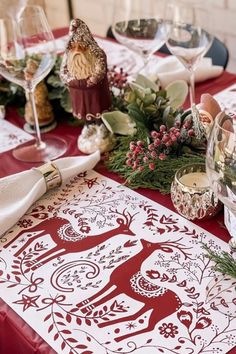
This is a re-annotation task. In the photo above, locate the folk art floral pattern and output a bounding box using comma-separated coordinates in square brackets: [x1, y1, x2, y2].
[0, 170, 236, 354]
[0, 119, 32, 153]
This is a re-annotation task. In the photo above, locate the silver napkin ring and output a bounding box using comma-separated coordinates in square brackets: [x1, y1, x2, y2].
[34, 162, 62, 191]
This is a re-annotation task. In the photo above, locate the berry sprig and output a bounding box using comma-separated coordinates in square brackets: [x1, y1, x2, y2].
[178, 116, 196, 141]
[126, 125, 182, 172]
[107, 65, 128, 91]
[106, 72, 207, 192]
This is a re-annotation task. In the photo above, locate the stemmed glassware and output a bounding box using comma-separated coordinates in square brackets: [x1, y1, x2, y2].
[206, 112, 236, 249]
[166, 1, 213, 107]
[0, 5, 67, 162]
[206, 112, 236, 317]
[111, 0, 169, 75]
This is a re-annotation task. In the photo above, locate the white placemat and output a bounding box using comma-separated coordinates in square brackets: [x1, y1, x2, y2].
[0, 119, 33, 153]
[214, 83, 236, 115]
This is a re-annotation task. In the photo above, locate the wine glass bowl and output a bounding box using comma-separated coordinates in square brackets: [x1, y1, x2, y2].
[0, 17, 53, 90]
[0, 5, 67, 162]
[111, 0, 169, 72]
[167, 25, 212, 71]
[206, 112, 236, 246]
[166, 2, 213, 106]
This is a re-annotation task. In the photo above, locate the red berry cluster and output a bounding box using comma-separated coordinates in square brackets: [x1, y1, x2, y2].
[126, 125, 181, 171]
[179, 117, 196, 138]
[107, 65, 128, 91]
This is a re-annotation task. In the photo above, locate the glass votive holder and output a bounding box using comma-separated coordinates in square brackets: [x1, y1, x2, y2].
[171, 163, 222, 221]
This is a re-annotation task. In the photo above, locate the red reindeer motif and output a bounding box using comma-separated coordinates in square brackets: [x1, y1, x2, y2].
[77, 239, 183, 342]
[4, 209, 136, 270]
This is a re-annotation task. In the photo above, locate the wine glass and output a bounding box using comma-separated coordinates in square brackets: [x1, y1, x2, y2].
[206, 112, 236, 249]
[206, 112, 236, 317]
[0, 5, 67, 162]
[111, 0, 169, 75]
[166, 1, 213, 107]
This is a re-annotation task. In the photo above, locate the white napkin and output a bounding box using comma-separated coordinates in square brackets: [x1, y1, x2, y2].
[0, 151, 100, 236]
[144, 56, 224, 88]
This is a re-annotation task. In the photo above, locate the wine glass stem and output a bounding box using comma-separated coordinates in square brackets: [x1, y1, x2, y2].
[27, 89, 45, 150]
[137, 56, 149, 74]
[189, 69, 195, 108]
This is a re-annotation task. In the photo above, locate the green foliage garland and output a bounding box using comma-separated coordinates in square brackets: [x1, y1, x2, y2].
[0, 56, 207, 193]
[106, 135, 204, 193]
[105, 76, 206, 193]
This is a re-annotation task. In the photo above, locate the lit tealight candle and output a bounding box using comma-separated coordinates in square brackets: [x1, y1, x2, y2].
[179, 172, 209, 188]
[171, 163, 221, 221]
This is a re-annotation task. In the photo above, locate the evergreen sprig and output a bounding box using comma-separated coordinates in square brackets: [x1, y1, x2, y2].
[202, 243, 236, 278]
[106, 132, 205, 194]
[106, 79, 207, 193]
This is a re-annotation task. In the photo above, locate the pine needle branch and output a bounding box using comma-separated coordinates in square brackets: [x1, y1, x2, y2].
[202, 243, 236, 278]
[106, 142, 204, 194]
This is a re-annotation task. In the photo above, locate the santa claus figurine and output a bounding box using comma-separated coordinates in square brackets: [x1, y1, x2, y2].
[60, 19, 114, 153]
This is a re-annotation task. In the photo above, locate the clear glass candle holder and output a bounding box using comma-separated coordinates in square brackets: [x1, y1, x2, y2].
[171, 163, 222, 221]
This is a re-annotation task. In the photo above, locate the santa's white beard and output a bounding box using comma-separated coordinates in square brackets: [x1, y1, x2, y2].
[67, 51, 93, 80]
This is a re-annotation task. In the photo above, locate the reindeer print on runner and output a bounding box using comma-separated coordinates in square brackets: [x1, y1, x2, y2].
[130, 271, 167, 298]
[3, 170, 138, 270]
[57, 223, 87, 242]
[76, 238, 184, 343]
[1, 170, 236, 354]
[3, 207, 137, 271]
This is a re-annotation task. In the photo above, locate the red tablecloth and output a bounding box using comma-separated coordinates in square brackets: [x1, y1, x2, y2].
[1, 28, 236, 354]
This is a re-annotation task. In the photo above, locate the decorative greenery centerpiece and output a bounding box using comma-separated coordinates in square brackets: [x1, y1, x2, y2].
[102, 70, 206, 193]
[0, 57, 207, 193]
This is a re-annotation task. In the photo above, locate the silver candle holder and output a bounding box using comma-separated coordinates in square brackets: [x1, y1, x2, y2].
[171, 163, 222, 221]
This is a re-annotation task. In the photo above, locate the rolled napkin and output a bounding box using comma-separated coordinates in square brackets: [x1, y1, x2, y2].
[0, 151, 100, 236]
[144, 56, 224, 88]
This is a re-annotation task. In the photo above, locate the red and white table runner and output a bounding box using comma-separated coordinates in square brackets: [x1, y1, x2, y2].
[0, 170, 236, 354]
